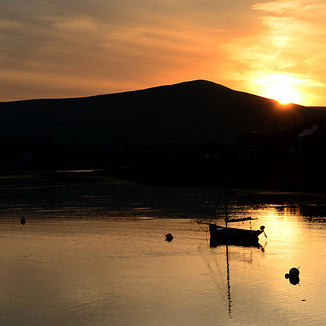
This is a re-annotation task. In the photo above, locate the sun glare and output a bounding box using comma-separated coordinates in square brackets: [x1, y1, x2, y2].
[264, 84, 301, 105]
[256, 75, 303, 105]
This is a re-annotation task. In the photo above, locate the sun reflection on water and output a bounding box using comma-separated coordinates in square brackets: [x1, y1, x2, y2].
[1, 177, 326, 324]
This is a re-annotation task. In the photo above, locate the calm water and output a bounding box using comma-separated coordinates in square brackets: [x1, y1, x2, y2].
[1, 174, 326, 325]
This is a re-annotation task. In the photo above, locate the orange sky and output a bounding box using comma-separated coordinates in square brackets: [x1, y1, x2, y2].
[1, 0, 325, 106]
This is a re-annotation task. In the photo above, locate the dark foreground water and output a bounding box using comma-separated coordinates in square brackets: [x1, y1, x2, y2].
[1, 173, 326, 325]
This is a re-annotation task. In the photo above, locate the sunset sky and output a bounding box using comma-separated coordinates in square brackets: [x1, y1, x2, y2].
[1, 0, 326, 106]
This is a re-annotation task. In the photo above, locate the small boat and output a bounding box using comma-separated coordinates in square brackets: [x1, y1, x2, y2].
[209, 221, 265, 246]
[208, 190, 266, 246]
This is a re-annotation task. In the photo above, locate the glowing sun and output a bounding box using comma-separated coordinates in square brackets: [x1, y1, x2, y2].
[257, 75, 302, 105]
[264, 83, 301, 105]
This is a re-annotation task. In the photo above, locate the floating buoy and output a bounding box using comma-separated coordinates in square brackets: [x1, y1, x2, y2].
[165, 233, 173, 242]
[285, 267, 300, 285]
[20, 217, 26, 225]
[289, 267, 300, 277]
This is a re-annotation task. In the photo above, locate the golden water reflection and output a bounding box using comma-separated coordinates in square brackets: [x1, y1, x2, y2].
[1, 177, 326, 324]
[1, 211, 326, 325]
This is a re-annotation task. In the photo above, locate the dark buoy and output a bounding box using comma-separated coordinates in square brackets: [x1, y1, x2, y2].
[20, 217, 26, 225]
[285, 267, 300, 285]
[165, 233, 173, 242]
[289, 267, 300, 277]
[289, 276, 300, 285]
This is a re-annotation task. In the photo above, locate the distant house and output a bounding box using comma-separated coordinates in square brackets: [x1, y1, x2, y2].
[285, 123, 326, 159]
[297, 125, 319, 146]
[285, 144, 305, 158]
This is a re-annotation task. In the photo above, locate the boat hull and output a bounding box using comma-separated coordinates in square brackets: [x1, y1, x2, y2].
[209, 223, 263, 247]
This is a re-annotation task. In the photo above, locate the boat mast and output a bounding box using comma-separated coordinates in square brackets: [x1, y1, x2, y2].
[225, 188, 228, 228]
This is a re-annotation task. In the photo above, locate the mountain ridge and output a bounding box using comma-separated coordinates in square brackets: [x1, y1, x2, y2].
[0, 80, 244, 103]
[0, 79, 326, 169]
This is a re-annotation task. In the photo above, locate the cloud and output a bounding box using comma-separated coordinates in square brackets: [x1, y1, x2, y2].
[222, 0, 326, 105]
[253, 0, 326, 16]
[2, 0, 325, 105]
[1, 0, 249, 100]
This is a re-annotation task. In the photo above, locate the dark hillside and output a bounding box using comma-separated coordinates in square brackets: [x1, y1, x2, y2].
[0, 79, 325, 173]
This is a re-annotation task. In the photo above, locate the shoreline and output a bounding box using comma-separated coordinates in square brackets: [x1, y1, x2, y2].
[1, 163, 324, 192]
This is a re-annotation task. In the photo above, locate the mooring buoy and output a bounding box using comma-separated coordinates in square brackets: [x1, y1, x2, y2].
[165, 233, 173, 242]
[289, 267, 300, 277]
[285, 267, 300, 285]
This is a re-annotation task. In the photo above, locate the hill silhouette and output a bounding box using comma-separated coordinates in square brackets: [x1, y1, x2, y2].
[1, 79, 326, 176]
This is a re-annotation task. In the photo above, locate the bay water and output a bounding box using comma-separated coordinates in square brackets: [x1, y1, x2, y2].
[0, 173, 326, 325]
